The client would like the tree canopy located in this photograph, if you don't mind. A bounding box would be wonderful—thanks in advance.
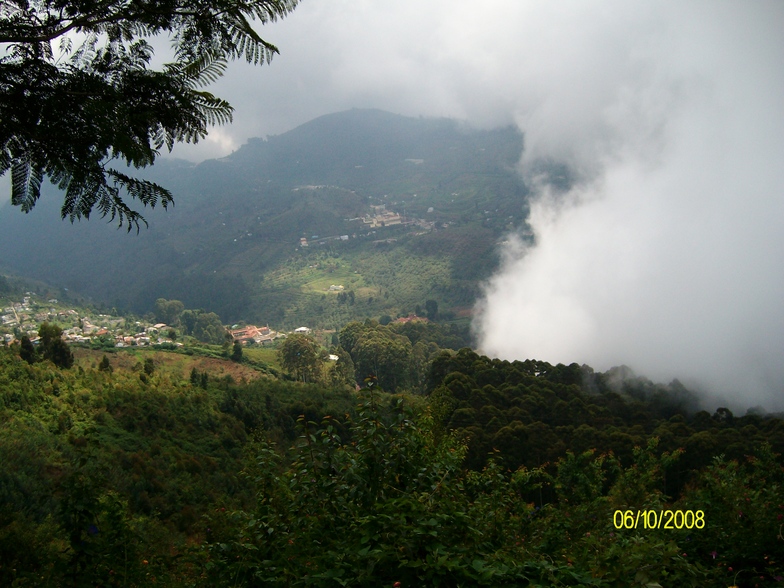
[37,321,74,368]
[2,341,784,585]
[339,320,416,392]
[153,298,184,326]
[0,0,299,230]
[277,333,323,383]
[192,311,226,345]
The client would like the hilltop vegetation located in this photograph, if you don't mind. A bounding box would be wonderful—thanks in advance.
[1,331,784,586]
[0,343,359,586]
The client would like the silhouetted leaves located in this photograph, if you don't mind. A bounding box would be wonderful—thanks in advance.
[0,0,299,230]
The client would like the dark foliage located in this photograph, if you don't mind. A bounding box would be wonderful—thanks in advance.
[427,348,784,498]
[2,340,783,586]
[0,0,298,230]
[37,321,74,368]
[231,340,243,362]
[19,334,36,364]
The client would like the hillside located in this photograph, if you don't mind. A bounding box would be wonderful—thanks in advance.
[1,288,782,586]
[0,109,528,329]
[2,339,783,586]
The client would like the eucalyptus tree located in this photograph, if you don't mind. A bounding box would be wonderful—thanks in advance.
[277,333,323,383]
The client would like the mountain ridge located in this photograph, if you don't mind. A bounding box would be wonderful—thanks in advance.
[0,109,529,328]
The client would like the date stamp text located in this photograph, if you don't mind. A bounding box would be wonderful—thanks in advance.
[613,509,705,530]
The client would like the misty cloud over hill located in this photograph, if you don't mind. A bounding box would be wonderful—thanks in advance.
[474,3,784,410]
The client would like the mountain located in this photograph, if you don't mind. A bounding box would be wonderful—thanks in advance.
[0,109,529,327]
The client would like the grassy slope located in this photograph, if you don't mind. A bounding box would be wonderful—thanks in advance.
[248,221,502,331]
[73,346,277,383]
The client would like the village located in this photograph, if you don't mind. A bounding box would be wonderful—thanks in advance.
[0,292,291,349]
[296,203,438,248]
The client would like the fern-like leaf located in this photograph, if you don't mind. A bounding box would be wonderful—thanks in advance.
[107,169,174,211]
[11,160,43,212]
[182,52,229,89]
[190,91,234,127]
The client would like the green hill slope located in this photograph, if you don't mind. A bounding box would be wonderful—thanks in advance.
[3,341,784,586]
[0,109,528,327]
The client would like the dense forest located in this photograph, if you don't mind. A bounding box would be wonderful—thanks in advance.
[2,331,783,587]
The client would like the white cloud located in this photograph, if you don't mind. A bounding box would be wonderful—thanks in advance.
[474,1,784,409]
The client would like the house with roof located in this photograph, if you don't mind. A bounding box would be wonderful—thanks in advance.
[230,325,273,344]
[393,314,429,324]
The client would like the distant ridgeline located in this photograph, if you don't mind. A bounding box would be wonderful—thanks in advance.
[0,109,529,329]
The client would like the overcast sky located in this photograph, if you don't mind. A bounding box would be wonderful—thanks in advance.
[171,0,657,161]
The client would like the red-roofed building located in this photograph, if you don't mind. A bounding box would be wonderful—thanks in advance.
[392,314,429,324]
[230,325,271,344]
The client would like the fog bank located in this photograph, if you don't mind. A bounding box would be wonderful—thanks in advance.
[475,2,784,410]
